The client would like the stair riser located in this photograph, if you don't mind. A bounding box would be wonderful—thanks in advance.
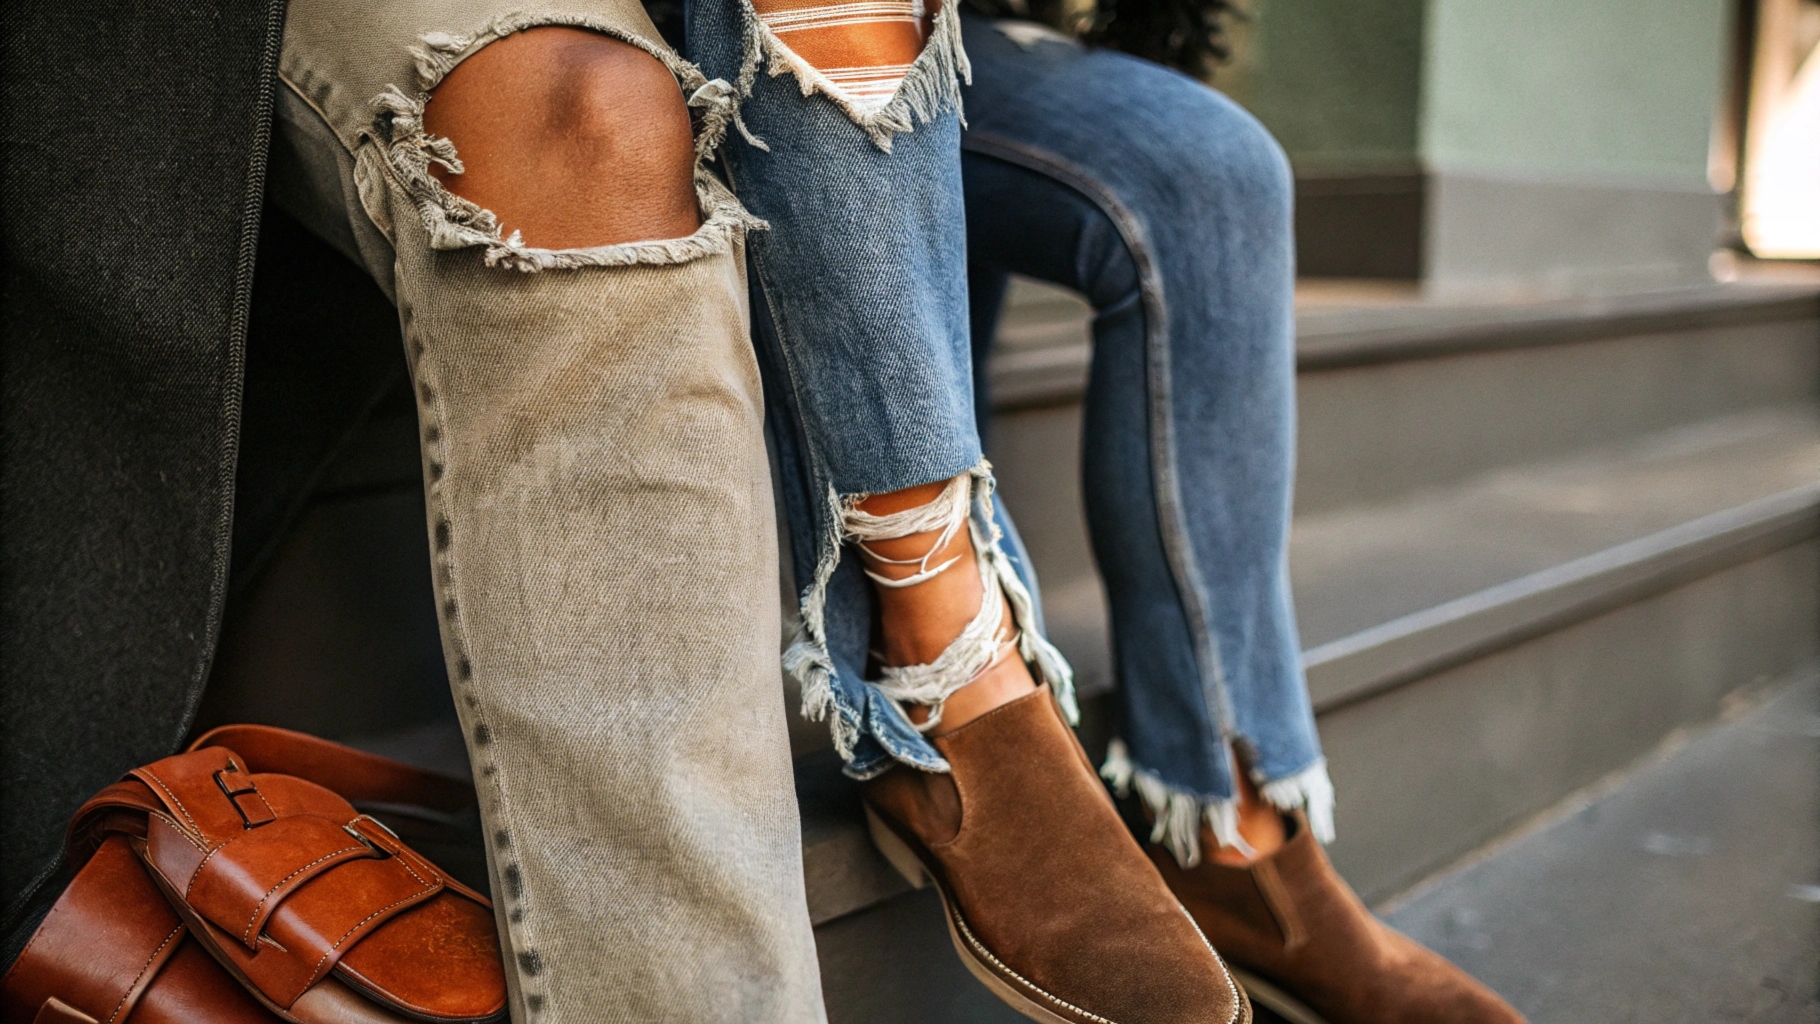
[990,317,1819,528]
[1322,538,1820,902]
[1296,317,1819,514]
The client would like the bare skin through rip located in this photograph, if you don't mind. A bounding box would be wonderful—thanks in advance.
[423,26,702,249]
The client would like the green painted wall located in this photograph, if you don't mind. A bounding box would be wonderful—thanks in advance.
[1421,0,1730,183]
[1224,0,1427,172]
[1222,0,1730,183]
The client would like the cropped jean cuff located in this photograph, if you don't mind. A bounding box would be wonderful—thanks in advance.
[784,459,1078,778]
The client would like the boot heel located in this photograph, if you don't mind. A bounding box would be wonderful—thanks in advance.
[864,804,929,889]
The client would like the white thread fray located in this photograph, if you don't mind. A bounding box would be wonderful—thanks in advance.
[368,13,768,273]
[783,459,1078,759]
[946,462,1077,722]
[846,476,1009,732]
[1103,741,1338,868]
[1100,739,1245,868]
[846,474,971,588]
[1257,757,1337,846]
[870,541,1009,732]
[736,0,971,151]
[784,483,860,759]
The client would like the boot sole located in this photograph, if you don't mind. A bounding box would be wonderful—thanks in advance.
[865,803,1252,1024]
[1227,968,1329,1024]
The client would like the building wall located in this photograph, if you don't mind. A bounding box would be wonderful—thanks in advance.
[1423,0,1730,183]
[1223,0,1733,289]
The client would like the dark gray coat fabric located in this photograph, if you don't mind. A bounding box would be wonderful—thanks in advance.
[1,0,300,948]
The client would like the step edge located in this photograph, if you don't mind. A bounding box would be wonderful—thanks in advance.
[797,487,1820,926]
[985,287,1820,411]
[1295,287,1820,372]
[1304,482,1820,713]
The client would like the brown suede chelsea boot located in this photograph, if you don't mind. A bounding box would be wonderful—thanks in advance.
[1150,814,1525,1024]
[865,687,1251,1024]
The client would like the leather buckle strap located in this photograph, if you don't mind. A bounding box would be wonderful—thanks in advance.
[31,998,98,1023]
[214,763,276,828]
[183,813,381,950]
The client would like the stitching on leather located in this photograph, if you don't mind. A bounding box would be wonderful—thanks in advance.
[238,844,366,944]
[308,884,433,980]
[184,843,223,896]
[951,900,1241,1024]
[948,909,1117,1024]
[106,924,184,1024]
[391,849,435,889]
[1179,907,1243,1024]
[151,811,210,856]
[136,769,204,837]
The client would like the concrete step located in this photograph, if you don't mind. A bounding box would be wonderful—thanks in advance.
[990,278,1820,514]
[801,280,1820,1020]
[1382,661,1819,1023]
[801,405,1820,916]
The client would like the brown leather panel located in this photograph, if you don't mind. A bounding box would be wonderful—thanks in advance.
[187,727,474,816]
[126,942,281,1024]
[179,852,440,1008]
[30,998,97,1023]
[870,689,1246,1024]
[0,838,186,1024]
[67,782,162,848]
[184,815,375,950]
[1163,818,1525,1024]
[11,740,503,1024]
[142,815,211,907]
[130,750,249,841]
[865,766,961,845]
[1147,845,1284,947]
[286,979,419,1024]
[335,896,507,1021]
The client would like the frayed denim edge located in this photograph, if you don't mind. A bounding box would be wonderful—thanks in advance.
[785,459,1078,773]
[1102,739,1336,868]
[365,12,769,273]
[734,0,971,152]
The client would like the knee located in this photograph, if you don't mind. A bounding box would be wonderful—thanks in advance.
[1147,86,1293,236]
[1217,109,1294,226]
[423,27,700,249]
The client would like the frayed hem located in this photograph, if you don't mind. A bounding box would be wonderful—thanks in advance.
[1257,757,1336,846]
[784,458,1078,764]
[366,13,768,273]
[965,463,1078,723]
[785,481,863,760]
[737,0,971,151]
[1101,740,1337,868]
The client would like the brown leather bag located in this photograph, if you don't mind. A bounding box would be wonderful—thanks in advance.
[1,726,508,1024]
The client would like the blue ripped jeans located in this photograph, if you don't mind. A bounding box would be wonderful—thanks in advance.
[961,14,1331,862]
[689,3,1330,865]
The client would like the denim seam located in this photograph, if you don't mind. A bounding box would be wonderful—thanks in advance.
[405,315,546,1016]
[961,132,1235,764]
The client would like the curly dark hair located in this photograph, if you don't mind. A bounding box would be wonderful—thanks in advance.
[962,0,1235,78]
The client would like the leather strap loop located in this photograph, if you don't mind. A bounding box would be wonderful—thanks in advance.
[184,815,378,950]
[189,725,475,815]
[32,997,98,1023]
[213,764,277,828]
[8,736,505,1024]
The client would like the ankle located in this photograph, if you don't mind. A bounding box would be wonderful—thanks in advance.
[1207,775,1288,867]
[856,480,983,665]
[907,649,1037,735]
[854,474,1038,734]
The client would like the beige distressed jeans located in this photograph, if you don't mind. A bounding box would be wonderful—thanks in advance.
[268,1,824,1020]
